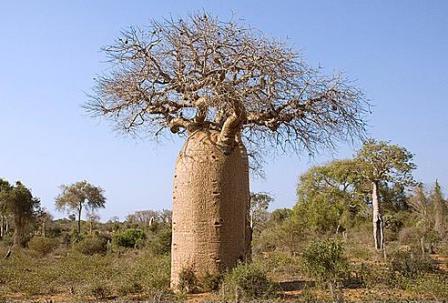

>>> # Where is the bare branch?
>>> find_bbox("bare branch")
[87,13,369,159]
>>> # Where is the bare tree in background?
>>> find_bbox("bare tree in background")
[86,13,369,288]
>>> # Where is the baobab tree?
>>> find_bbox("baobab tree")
[55,180,106,237]
[355,139,415,251]
[86,14,369,287]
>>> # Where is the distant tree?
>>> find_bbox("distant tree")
[36,209,53,238]
[355,139,416,251]
[270,208,292,224]
[55,180,106,236]
[127,210,159,226]
[0,179,12,239]
[249,193,273,233]
[294,160,366,234]
[0,180,41,247]
[431,181,447,239]
[159,209,172,224]
[86,211,101,235]
[408,183,435,254]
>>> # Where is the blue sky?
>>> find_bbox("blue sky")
[0,1,447,220]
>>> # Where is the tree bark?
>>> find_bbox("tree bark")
[170,130,250,289]
[371,181,384,251]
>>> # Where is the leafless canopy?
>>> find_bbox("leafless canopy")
[86,13,369,156]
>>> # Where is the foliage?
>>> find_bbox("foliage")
[431,181,447,238]
[302,239,349,285]
[293,160,367,234]
[28,236,59,256]
[389,250,436,279]
[355,139,416,185]
[113,228,146,248]
[270,208,292,224]
[0,180,41,247]
[147,227,172,255]
[55,180,106,235]
[0,247,171,300]
[249,192,273,234]
[74,235,108,255]
[222,262,275,300]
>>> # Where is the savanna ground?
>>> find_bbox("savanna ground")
[0,216,447,303]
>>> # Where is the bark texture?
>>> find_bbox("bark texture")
[171,130,250,288]
[371,181,384,251]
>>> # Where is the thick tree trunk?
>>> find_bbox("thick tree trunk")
[371,181,384,251]
[170,130,250,289]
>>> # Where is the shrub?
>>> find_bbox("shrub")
[351,263,394,288]
[178,266,198,294]
[113,228,146,248]
[74,236,107,255]
[221,262,275,300]
[302,239,348,301]
[28,237,59,256]
[389,250,436,279]
[147,228,172,255]
[302,239,349,284]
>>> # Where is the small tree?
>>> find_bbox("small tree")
[86,211,101,235]
[36,209,53,238]
[249,192,273,233]
[302,239,348,301]
[294,160,366,234]
[431,181,447,239]
[55,180,106,236]
[0,179,12,239]
[408,184,435,254]
[355,139,416,251]
[0,180,41,247]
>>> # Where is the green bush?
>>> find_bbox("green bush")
[74,236,107,255]
[389,250,436,279]
[302,239,349,284]
[113,228,146,248]
[221,262,275,300]
[28,236,59,256]
[147,228,172,255]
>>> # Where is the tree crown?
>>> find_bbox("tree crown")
[355,139,416,185]
[55,180,106,214]
[87,13,369,157]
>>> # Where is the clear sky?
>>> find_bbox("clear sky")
[0,1,447,221]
